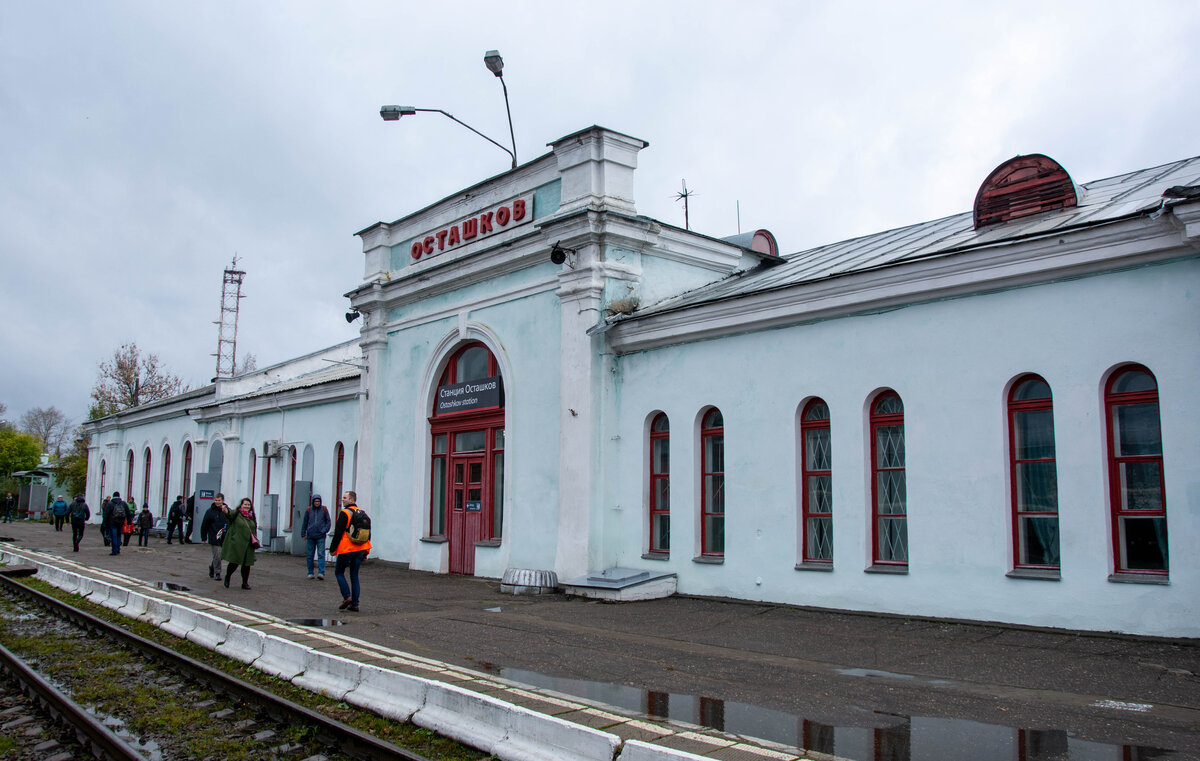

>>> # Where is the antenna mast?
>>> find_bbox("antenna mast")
[215,256,246,378]
[675,179,694,230]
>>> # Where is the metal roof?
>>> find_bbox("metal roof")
[630,155,1200,319]
[210,363,361,405]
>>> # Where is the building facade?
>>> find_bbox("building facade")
[87,127,1200,637]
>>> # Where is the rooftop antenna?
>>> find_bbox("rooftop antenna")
[675,179,694,230]
[214,256,246,378]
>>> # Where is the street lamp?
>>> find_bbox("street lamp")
[483,50,517,168]
[378,106,516,168]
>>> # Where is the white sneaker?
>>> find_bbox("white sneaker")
[306,573,314,579]
[317,574,324,580]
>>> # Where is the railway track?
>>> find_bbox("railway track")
[0,572,449,761]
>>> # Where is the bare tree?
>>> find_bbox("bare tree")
[90,342,189,418]
[235,352,258,375]
[0,402,10,431]
[19,406,71,455]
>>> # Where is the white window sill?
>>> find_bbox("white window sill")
[1108,572,1169,585]
[795,561,833,572]
[1007,568,1061,581]
[865,564,908,575]
[692,555,724,565]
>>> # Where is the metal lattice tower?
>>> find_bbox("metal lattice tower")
[214,258,246,378]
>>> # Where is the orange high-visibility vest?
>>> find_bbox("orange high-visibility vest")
[335,507,371,554]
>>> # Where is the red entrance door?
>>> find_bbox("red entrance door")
[449,454,487,574]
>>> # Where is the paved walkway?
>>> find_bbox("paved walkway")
[2,520,1197,760]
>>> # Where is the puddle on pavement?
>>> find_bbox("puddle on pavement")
[152,582,191,591]
[285,618,344,627]
[479,665,1175,760]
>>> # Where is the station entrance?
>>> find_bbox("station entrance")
[429,342,505,575]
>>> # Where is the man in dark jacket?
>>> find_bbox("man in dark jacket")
[2,492,14,523]
[300,494,331,580]
[166,496,184,544]
[69,495,90,552]
[199,498,227,580]
[104,491,128,555]
[184,495,196,543]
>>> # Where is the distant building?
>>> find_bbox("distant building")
[85,127,1200,637]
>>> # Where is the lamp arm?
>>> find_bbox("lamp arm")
[498,77,517,169]
[417,109,516,168]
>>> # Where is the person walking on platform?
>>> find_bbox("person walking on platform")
[51,495,70,531]
[100,495,111,546]
[104,492,129,555]
[200,495,227,581]
[166,495,184,543]
[69,495,90,552]
[135,503,153,546]
[3,492,15,523]
[121,496,136,546]
[184,495,196,543]
[329,491,370,613]
[219,495,258,589]
[300,494,330,580]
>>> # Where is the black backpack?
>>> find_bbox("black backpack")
[110,500,127,525]
[346,507,371,544]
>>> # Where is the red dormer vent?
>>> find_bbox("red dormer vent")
[973,154,1077,229]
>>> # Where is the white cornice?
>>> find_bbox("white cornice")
[609,215,1192,354]
[190,377,360,422]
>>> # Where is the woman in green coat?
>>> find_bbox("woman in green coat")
[220,495,259,589]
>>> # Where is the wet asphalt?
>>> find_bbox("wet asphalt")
[4,519,1198,758]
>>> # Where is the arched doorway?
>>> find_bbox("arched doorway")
[430,342,505,575]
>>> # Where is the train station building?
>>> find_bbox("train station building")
[84,126,1200,638]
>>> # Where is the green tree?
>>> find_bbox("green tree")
[55,428,90,496]
[0,428,41,494]
[90,342,188,418]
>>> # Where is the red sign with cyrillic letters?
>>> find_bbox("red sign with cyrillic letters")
[410,193,533,263]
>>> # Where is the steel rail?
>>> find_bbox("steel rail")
[0,639,146,761]
[0,574,433,761]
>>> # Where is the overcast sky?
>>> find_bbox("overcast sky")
[2,1,1197,432]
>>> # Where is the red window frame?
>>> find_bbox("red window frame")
[870,391,907,566]
[264,449,272,497]
[181,442,192,500]
[1008,375,1059,570]
[142,447,152,509]
[1105,365,1168,575]
[161,445,171,514]
[429,342,505,540]
[648,413,670,554]
[126,450,135,498]
[800,399,833,563]
[700,407,725,557]
[334,442,345,503]
[248,449,257,502]
[99,460,106,500]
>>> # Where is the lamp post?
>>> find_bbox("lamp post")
[379,106,516,168]
[483,50,517,169]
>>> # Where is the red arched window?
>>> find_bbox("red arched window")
[800,399,832,563]
[870,392,907,567]
[142,447,152,509]
[126,450,135,498]
[700,408,725,557]
[248,449,257,502]
[181,442,193,500]
[100,460,107,500]
[1105,366,1168,575]
[648,413,670,554]
[334,442,345,503]
[1008,376,1059,570]
[161,445,172,514]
